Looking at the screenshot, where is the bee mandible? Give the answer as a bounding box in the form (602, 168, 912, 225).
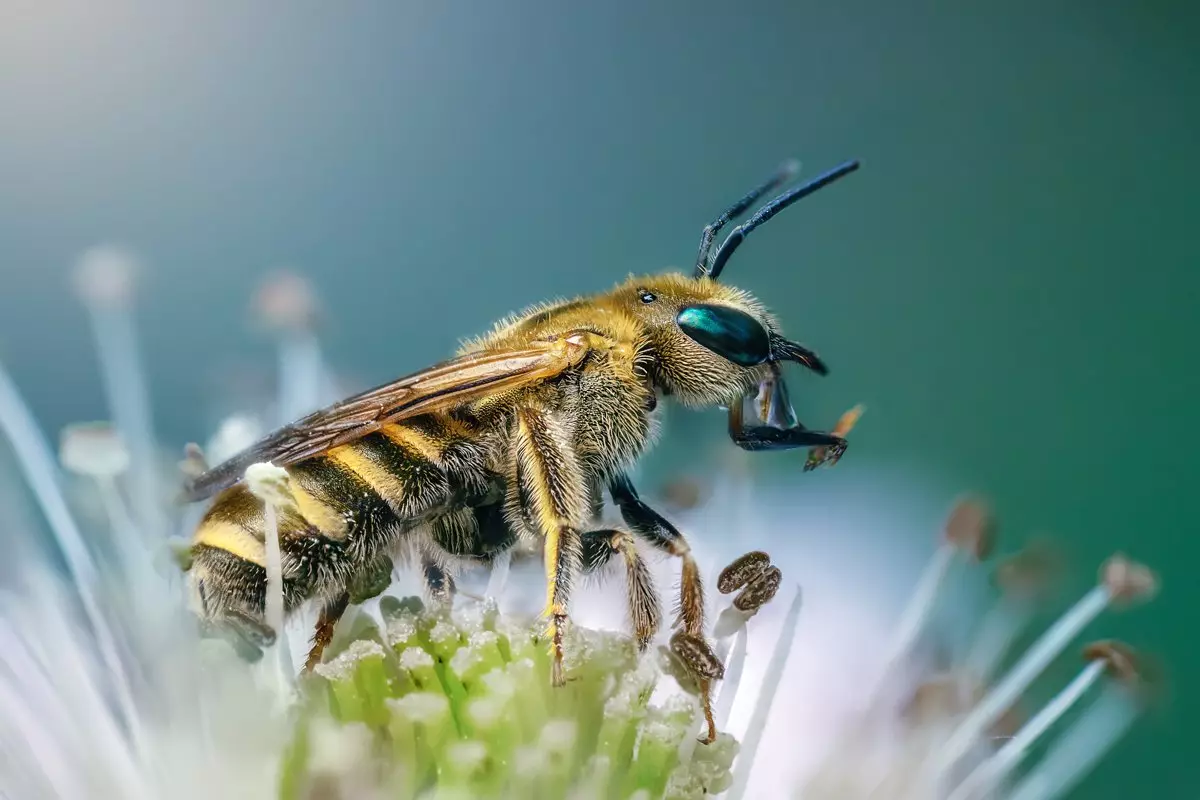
(180, 158, 859, 742)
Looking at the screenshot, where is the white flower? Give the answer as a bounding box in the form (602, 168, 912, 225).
(0, 248, 1163, 800)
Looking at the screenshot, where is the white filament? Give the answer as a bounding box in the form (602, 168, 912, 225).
(713, 623, 749, 731)
(863, 542, 957, 711)
(1006, 687, 1139, 800)
(278, 332, 325, 424)
(936, 585, 1111, 779)
(485, 548, 512, 602)
(947, 659, 1106, 800)
(0, 361, 142, 757)
(726, 585, 803, 800)
(85, 302, 166, 542)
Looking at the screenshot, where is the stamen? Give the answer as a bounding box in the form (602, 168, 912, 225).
(963, 541, 1063, 685)
(256, 272, 327, 424)
(72, 245, 165, 538)
(864, 496, 995, 711)
(712, 623, 748, 731)
(245, 462, 294, 681)
(725, 584, 803, 800)
(935, 555, 1157, 779)
(0, 360, 142, 751)
(946, 642, 1126, 800)
(203, 414, 263, 467)
(484, 549, 512, 603)
(1005, 684, 1141, 800)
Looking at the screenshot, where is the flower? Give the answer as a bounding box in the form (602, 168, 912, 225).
(0, 252, 1165, 799)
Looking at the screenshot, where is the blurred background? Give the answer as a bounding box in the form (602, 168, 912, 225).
(1, 1, 1196, 796)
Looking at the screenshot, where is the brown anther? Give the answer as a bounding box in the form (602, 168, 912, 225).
(717, 551, 771, 595)
(658, 476, 708, 511)
(178, 443, 209, 479)
(72, 245, 139, 309)
(733, 565, 782, 612)
(1101, 554, 1158, 606)
(830, 404, 865, 438)
(994, 539, 1063, 602)
(669, 631, 725, 681)
(902, 674, 975, 726)
(804, 404, 864, 471)
(255, 271, 320, 332)
(1083, 640, 1140, 685)
(943, 495, 996, 561)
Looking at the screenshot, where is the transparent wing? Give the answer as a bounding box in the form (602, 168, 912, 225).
(180, 334, 594, 502)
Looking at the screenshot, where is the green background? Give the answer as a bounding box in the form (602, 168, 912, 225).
(1, 1, 1196, 796)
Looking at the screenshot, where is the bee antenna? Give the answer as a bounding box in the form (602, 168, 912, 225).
(694, 159, 800, 279)
(699, 159, 860, 281)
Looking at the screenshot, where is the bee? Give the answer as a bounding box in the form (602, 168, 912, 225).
(180, 157, 859, 742)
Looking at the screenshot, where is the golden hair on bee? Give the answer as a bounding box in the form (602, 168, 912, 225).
(181, 157, 860, 744)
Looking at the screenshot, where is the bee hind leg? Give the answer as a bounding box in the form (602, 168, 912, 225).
(581, 528, 662, 651)
(304, 591, 349, 672)
(421, 557, 456, 605)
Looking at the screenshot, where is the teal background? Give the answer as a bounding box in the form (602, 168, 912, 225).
(1, 2, 1196, 796)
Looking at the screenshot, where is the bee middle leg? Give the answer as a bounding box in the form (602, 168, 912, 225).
(609, 471, 722, 743)
(580, 528, 662, 650)
(609, 473, 706, 639)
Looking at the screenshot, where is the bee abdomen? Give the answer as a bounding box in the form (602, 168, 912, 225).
(189, 416, 493, 623)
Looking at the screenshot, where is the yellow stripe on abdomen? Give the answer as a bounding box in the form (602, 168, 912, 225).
(327, 443, 409, 503)
(289, 480, 349, 540)
(194, 518, 266, 566)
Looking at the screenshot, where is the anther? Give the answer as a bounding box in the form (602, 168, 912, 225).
(717, 551, 771, 594)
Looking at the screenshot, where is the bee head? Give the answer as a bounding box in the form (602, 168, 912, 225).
(616, 158, 857, 411)
(616, 274, 826, 409)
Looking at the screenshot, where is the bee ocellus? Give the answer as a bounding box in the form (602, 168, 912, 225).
(181, 157, 860, 743)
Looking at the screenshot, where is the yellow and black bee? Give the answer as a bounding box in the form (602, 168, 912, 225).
(181, 158, 859, 741)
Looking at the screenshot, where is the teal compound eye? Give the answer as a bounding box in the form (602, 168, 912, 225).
(676, 305, 771, 367)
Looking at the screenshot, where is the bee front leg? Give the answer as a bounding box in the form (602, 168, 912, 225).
(608, 472, 721, 743)
(726, 400, 848, 467)
(581, 528, 662, 651)
(510, 407, 588, 688)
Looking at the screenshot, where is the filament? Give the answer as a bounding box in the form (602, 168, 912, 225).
(726, 585, 803, 800)
(935, 584, 1111, 779)
(1005, 686, 1139, 800)
(947, 659, 1106, 800)
(0, 361, 143, 756)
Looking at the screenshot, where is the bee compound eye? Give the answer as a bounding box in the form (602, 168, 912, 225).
(675, 304, 771, 367)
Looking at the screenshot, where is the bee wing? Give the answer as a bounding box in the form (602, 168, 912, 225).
(180, 334, 596, 502)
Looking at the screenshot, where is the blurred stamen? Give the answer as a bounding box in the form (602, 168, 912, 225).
(1005, 684, 1141, 800)
(864, 496, 994, 711)
(0, 361, 143, 755)
(485, 549, 512, 602)
(73, 245, 165, 539)
(934, 554, 1157, 780)
(256, 272, 327, 424)
(947, 656, 1110, 800)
